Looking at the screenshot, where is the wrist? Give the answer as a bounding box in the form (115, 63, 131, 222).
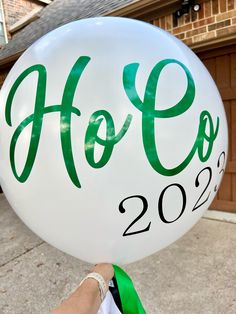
(79, 272, 109, 302)
(92, 263, 114, 283)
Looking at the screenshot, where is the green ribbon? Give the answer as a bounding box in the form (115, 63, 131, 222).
(113, 265, 146, 314)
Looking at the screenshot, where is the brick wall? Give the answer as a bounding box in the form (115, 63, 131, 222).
(0, 66, 9, 86)
(2, 0, 44, 37)
(152, 0, 236, 47)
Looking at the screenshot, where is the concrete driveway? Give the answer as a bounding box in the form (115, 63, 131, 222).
(0, 194, 236, 314)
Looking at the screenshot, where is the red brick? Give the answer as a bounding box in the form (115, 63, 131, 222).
(204, 1, 212, 17)
(198, 4, 205, 19)
(183, 37, 193, 45)
(177, 15, 185, 27)
(228, 0, 234, 10)
(208, 19, 231, 30)
(184, 12, 191, 24)
(212, 0, 219, 14)
(216, 10, 236, 21)
(0, 70, 9, 87)
(219, 0, 227, 12)
(175, 33, 185, 39)
(193, 16, 215, 28)
(160, 16, 165, 29)
(186, 26, 207, 37)
(193, 31, 216, 42)
(217, 24, 236, 36)
(165, 15, 172, 30)
(173, 23, 192, 34)
(2, 0, 43, 30)
(191, 10, 198, 22)
(153, 19, 160, 27)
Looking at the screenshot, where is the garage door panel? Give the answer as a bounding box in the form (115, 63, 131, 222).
(211, 200, 236, 212)
(216, 55, 230, 88)
(223, 100, 231, 160)
(204, 58, 216, 79)
(218, 173, 232, 201)
(231, 53, 236, 87)
(226, 161, 236, 173)
(232, 100, 236, 161)
(220, 89, 236, 99)
(233, 174, 236, 202)
(199, 45, 236, 212)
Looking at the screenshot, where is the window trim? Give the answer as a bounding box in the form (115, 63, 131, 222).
(0, 0, 8, 44)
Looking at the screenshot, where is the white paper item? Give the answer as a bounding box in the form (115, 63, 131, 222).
(98, 291, 121, 314)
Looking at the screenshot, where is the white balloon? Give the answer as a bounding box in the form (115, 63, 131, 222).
(0, 17, 228, 264)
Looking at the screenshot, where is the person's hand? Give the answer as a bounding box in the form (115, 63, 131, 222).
(50, 263, 115, 314)
(91, 263, 114, 284)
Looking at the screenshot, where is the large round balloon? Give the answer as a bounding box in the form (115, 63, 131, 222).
(0, 17, 228, 264)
